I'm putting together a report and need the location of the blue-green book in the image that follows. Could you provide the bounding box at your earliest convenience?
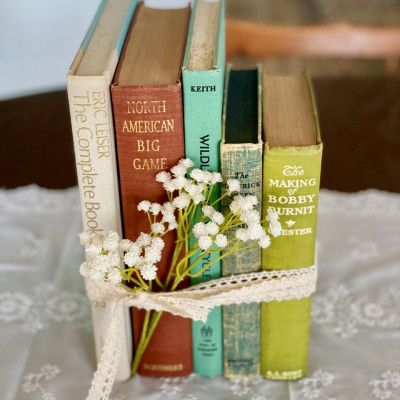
[182,0,225,377]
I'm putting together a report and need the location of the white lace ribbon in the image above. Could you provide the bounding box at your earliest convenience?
[85,264,317,400]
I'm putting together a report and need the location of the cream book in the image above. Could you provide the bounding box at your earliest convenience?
[67,0,138,381]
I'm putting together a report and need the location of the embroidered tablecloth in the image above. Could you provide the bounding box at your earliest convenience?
[1,186,399,400]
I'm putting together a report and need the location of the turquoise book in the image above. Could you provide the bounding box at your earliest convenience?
[182,0,225,377]
[221,66,262,378]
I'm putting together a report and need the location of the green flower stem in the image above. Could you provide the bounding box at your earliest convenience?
[131,310,163,376]
[131,309,151,375]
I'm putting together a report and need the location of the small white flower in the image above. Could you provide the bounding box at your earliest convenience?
[119,239,134,252]
[269,220,282,238]
[79,262,90,277]
[140,264,157,281]
[205,222,219,235]
[202,205,214,217]
[267,208,279,222]
[192,193,206,204]
[179,158,194,169]
[215,233,228,248]
[172,193,190,209]
[184,182,203,196]
[247,195,258,207]
[107,268,122,284]
[202,171,213,184]
[79,231,103,247]
[171,164,187,177]
[137,200,151,212]
[136,233,152,247]
[150,203,161,215]
[161,212,176,224]
[240,209,260,224]
[92,254,110,273]
[163,180,176,192]
[79,231,93,246]
[193,222,207,238]
[172,176,188,190]
[247,223,265,240]
[235,228,249,242]
[155,171,171,183]
[227,178,241,194]
[107,250,120,266]
[161,202,175,215]
[211,172,223,183]
[211,211,224,225]
[258,235,271,249]
[124,245,141,266]
[103,231,120,251]
[85,245,102,261]
[168,221,178,231]
[198,235,213,250]
[145,247,162,264]
[151,237,165,251]
[89,268,104,282]
[151,222,165,235]
[190,169,205,182]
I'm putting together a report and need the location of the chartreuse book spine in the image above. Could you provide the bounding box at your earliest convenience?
[182,0,225,377]
[67,0,137,381]
[221,66,262,378]
[261,78,322,380]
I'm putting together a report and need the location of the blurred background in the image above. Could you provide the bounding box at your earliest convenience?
[1,0,400,192]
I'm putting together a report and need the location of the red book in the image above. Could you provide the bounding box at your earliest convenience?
[111,5,192,376]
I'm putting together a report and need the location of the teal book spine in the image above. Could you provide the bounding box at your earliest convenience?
[182,0,225,377]
[221,66,262,378]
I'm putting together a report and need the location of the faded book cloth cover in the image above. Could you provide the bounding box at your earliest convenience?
[261,78,323,380]
[67,0,137,381]
[221,66,262,378]
[111,84,192,376]
[182,0,225,377]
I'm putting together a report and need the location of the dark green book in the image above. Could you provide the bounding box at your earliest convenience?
[221,66,262,378]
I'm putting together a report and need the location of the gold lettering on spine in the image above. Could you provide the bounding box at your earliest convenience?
[123,98,175,171]
[72,90,111,231]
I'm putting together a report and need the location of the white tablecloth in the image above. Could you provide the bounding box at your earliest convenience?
[1,186,399,400]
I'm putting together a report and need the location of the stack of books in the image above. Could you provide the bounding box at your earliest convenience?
[68,0,322,381]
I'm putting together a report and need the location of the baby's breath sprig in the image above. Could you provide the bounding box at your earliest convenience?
[78,158,281,375]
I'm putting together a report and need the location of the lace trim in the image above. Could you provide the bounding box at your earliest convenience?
[0,185,79,213]
[84,265,317,400]
[318,189,400,215]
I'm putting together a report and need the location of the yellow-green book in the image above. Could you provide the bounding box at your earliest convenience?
[261,73,323,380]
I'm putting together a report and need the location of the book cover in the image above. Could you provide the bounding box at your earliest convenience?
[67,0,137,381]
[111,5,192,376]
[220,66,262,378]
[182,0,225,377]
[261,74,323,380]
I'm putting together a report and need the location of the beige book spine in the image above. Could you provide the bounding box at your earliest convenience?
[67,74,132,381]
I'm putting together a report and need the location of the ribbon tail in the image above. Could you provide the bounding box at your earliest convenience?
[86,304,122,400]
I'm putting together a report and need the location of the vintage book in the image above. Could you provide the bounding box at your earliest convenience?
[182,0,225,377]
[261,73,323,380]
[111,4,192,377]
[67,0,137,381]
[221,66,262,378]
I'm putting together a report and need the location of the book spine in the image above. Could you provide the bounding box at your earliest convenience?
[182,70,224,377]
[261,144,322,380]
[67,75,132,381]
[220,143,262,378]
[111,83,192,376]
